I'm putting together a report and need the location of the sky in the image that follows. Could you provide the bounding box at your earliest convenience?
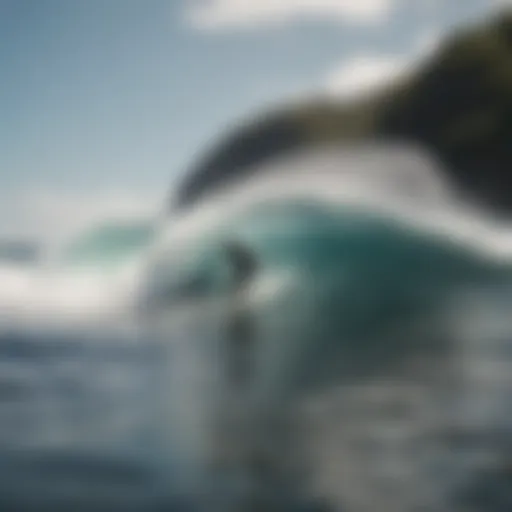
[0,0,507,241]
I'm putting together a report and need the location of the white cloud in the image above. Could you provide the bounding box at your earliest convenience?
[186,0,394,30]
[323,54,409,98]
[322,28,441,100]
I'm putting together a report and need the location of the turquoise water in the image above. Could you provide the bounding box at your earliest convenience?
[58,222,154,269]
[143,191,512,511]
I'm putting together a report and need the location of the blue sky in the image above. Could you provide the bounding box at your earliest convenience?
[0,0,504,238]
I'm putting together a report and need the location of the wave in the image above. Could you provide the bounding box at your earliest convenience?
[141,143,512,511]
[0,217,157,334]
[2,143,512,510]
[156,143,512,261]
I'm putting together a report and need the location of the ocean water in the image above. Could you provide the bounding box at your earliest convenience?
[0,331,165,511]
[3,144,512,511]
[0,237,184,510]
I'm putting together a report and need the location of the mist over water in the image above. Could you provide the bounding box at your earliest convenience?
[2,144,512,511]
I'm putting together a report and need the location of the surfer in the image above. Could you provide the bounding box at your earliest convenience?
[224,239,259,388]
[206,239,261,509]
[214,240,259,463]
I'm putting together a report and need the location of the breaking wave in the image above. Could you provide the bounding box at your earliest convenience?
[2,143,512,510]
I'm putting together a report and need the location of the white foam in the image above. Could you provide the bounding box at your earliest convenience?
[0,255,147,333]
[155,143,512,264]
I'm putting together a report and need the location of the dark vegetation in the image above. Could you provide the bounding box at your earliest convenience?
[175,10,512,214]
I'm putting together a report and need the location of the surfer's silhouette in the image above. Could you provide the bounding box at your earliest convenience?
[208,239,261,507]
[223,239,259,388]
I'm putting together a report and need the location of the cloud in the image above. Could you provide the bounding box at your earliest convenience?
[186,0,394,30]
[322,28,442,100]
[323,54,409,98]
